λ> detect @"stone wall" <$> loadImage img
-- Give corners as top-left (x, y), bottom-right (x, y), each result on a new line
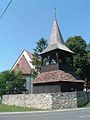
top-left (51, 92), bottom-right (77, 109)
top-left (2, 91), bottom-right (90, 110)
top-left (2, 94), bottom-right (52, 110)
top-left (76, 91), bottom-right (90, 107)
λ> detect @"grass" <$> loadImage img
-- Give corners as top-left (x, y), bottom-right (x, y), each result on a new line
top-left (1, 102), bottom-right (90, 112)
top-left (0, 104), bottom-right (41, 112)
top-left (84, 102), bottom-right (90, 108)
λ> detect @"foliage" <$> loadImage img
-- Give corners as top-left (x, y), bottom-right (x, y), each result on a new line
top-left (31, 38), bottom-right (48, 77)
top-left (87, 43), bottom-right (90, 64)
top-left (84, 102), bottom-right (90, 108)
top-left (33, 38), bottom-right (48, 53)
top-left (86, 43), bottom-right (90, 80)
top-left (30, 71), bottom-right (38, 79)
top-left (66, 36), bottom-right (89, 80)
top-left (66, 36), bottom-right (87, 54)
top-left (0, 70), bottom-right (26, 96)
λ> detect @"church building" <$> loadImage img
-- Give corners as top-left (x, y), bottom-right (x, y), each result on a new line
top-left (12, 49), bottom-right (34, 93)
top-left (33, 17), bottom-right (84, 93)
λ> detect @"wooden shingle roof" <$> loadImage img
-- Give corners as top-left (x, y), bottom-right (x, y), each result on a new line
top-left (33, 70), bottom-right (84, 84)
top-left (40, 17), bottom-right (73, 54)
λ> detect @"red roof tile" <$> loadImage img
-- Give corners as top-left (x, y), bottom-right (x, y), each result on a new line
top-left (26, 50), bottom-right (33, 59)
top-left (33, 70), bottom-right (84, 84)
top-left (12, 50), bottom-right (34, 75)
top-left (13, 55), bottom-right (32, 75)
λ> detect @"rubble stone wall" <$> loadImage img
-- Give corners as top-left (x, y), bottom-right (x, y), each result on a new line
top-left (2, 91), bottom-right (90, 110)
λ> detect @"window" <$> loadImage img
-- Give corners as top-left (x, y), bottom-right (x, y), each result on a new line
top-left (51, 59), bottom-right (56, 64)
top-left (50, 54), bottom-right (57, 64)
top-left (43, 57), bottom-right (49, 65)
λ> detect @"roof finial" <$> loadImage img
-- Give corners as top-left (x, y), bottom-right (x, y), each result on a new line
top-left (54, 4), bottom-right (56, 18)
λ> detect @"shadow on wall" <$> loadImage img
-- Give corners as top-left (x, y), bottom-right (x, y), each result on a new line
top-left (76, 91), bottom-right (90, 107)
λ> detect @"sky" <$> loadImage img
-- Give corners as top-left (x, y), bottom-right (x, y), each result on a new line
top-left (0, 0), bottom-right (90, 72)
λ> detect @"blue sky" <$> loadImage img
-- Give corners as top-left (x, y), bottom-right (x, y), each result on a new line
top-left (0, 0), bottom-right (90, 72)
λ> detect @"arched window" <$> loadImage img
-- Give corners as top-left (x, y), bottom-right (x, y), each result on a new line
top-left (43, 57), bottom-right (49, 65)
top-left (50, 54), bottom-right (57, 64)
top-left (51, 59), bottom-right (56, 64)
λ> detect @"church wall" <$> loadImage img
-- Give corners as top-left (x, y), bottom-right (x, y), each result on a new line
top-left (23, 76), bottom-right (33, 94)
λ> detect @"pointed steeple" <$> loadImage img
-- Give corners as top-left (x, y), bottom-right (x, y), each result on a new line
top-left (49, 17), bottom-right (64, 46)
top-left (40, 17), bottom-right (73, 54)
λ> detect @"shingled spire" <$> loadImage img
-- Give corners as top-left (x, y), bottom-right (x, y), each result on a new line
top-left (49, 17), bottom-right (64, 45)
top-left (41, 17), bottom-right (73, 54)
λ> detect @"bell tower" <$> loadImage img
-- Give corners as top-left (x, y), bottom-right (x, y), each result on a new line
top-left (33, 16), bottom-right (84, 94)
top-left (40, 17), bottom-right (74, 72)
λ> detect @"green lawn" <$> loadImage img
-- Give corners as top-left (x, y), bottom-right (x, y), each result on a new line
top-left (0, 104), bottom-right (41, 112)
top-left (1, 102), bottom-right (90, 112)
top-left (85, 102), bottom-right (90, 108)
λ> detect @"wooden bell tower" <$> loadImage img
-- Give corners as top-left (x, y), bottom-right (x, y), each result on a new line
top-left (40, 17), bottom-right (74, 73)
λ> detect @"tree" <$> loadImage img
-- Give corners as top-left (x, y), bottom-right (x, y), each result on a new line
top-left (0, 70), bottom-right (26, 96)
top-left (86, 43), bottom-right (90, 80)
top-left (87, 43), bottom-right (90, 64)
top-left (31, 38), bottom-right (48, 78)
top-left (66, 36), bottom-right (88, 80)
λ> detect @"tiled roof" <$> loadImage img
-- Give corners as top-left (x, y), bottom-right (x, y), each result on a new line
top-left (12, 50), bottom-right (34, 75)
top-left (40, 17), bottom-right (73, 54)
top-left (26, 50), bottom-right (33, 59)
top-left (13, 55), bottom-right (32, 75)
top-left (33, 70), bottom-right (84, 84)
